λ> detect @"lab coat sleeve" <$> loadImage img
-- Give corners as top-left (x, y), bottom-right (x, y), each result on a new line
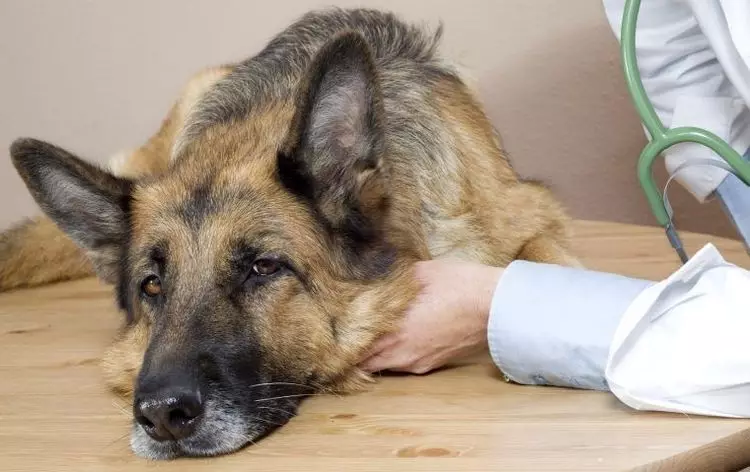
top-left (487, 260), bottom-right (654, 391)
top-left (601, 0), bottom-right (750, 203)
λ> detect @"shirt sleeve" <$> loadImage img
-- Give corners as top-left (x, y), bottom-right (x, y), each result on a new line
top-left (487, 260), bottom-right (654, 391)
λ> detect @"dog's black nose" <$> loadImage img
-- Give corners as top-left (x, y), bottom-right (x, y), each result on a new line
top-left (134, 388), bottom-right (204, 441)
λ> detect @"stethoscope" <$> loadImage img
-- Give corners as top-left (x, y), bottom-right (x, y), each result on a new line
top-left (620, 0), bottom-right (750, 263)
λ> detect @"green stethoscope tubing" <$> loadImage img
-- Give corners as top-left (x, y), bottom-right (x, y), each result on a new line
top-left (620, 0), bottom-right (750, 262)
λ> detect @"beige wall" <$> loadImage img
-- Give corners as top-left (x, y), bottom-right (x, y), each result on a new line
top-left (0, 0), bottom-right (738, 239)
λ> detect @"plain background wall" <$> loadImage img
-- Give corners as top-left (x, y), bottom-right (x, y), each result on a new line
top-left (0, 0), bottom-right (739, 239)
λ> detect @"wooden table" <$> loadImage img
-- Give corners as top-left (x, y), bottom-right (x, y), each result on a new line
top-left (1, 220), bottom-right (748, 471)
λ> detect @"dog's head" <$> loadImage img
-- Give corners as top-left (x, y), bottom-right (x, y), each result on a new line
top-left (10, 32), bottom-right (421, 459)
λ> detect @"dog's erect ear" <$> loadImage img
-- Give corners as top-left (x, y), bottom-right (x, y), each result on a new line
top-left (279, 31), bottom-right (389, 244)
top-left (10, 138), bottom-right (132, 283)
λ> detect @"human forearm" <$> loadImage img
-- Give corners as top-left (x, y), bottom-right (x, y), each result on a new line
top-left (487, 261), bottom-right (655, 390)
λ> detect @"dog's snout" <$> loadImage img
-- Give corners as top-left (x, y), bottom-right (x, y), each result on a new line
top-left (134, 388), bottom-right (204, 441)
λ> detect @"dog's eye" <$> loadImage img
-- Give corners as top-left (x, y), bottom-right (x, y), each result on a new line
top-left (141, 275), bottom-right (162, 297)
top-left (252, 259), bottom-right (281, 276)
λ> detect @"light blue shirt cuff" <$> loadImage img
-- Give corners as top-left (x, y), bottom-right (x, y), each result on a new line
top-left (487, 261), bottom-right (654, 391)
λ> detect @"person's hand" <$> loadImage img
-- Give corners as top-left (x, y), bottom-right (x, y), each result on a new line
top-left (359, 258), bottom-right (504, 374)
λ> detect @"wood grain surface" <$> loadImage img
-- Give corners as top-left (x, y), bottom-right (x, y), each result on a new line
top-left (1, 220), bottom-right (748, 471)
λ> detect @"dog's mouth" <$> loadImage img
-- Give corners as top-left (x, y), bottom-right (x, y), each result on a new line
top-left (130, 396), bottom-right (303, 460)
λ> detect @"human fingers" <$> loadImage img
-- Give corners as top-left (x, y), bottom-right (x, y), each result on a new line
top-left (358, 334), bottom-right (404, 371)
top-left (360, 333), bottom-right (399, 361)
top-left (359, 348), bottom-right (411, 373)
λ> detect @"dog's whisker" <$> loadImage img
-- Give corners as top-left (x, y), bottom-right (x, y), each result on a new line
top-left (248, 382), bottom-right (314, 391)
top-left (111, 400), bottom-right (131, 418)
top-left (254, 393), bottom-right (329, 402)
top-left (304, 382), bottom-right (342, 399)
top-left (104, 431), bottom-right (132, 449)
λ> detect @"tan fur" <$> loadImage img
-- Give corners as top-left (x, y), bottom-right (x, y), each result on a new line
top-left (101, 317), bottom-right (150, 396)
top-left (96, 76), bottom-right (578, 399)
top-left (4, 61), bottom-right (577, 395)
top-left (0, 216), bottom-right (93, 291)
top-left (102, 104), bottom-right (424, 395)
top-left (3, 11), bottom-right (581, 457)
top-left (0, 66), bottom-right (234, 292)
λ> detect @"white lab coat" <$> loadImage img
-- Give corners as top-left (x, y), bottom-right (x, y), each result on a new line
top-left (602, 0), bottom-right (750, 202)
top-left (488, 242), bottom-right (750, 418)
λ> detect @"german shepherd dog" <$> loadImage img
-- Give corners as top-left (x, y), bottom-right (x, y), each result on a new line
top-left (0, 8), bottom-right (578, 459)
